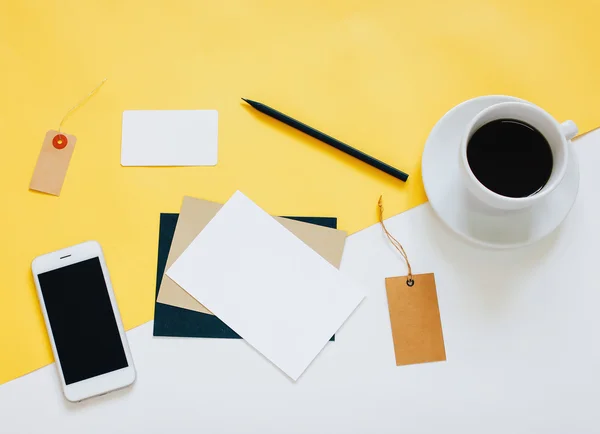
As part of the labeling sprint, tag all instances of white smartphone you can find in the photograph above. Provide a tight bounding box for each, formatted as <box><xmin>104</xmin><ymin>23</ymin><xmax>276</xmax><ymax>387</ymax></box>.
<box><xmin>31</xmin><ymin>241</ymin><xmax>136</xmax><ymax>402</ymax></box>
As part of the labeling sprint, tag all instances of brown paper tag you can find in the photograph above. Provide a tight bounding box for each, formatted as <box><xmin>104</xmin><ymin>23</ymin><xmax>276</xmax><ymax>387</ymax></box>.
<box><xmin>29</xmin><ymin>130</ymin><xmax>77</xmax><ymax>196</ymax></box>
<box><xmin>385</xmin><ymin>273</ymin><xmax>446</xmax><ymax>366</ymax></box>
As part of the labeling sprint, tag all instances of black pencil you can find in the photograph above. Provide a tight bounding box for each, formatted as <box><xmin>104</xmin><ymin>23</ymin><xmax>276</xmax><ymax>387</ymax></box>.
<box><xmin>242</xmin><ymin>98</ymin><xmax>408</xmax><ymax>182</ymax></box>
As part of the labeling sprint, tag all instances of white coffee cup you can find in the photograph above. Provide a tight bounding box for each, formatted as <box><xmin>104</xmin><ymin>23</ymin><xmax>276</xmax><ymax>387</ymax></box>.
<box><xmin>459</xmin><ymin>102</ymin><xmax>578</xmax><ymax>211</ymax></box>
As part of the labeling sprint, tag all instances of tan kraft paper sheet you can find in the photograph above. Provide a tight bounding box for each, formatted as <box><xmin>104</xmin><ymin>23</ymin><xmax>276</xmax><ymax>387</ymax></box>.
<box><xmin>156</xmin><ymin>196</ymin><xmax>348</xmax><ymax>315</ymax></box>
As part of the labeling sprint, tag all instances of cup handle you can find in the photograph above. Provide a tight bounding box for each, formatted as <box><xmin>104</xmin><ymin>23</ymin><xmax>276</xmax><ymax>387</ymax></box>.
<box><xmin>560</xmin><ymin>120</ymin><xmax>578</xmax><ymax>140</ymax></box>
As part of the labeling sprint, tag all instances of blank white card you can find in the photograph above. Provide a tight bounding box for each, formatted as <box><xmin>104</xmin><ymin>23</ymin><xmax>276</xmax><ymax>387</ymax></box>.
<box><xmin>166</xmin><ymin>191</ymin><xmax>365</xmax><ymax>381</ymax></box>
<box><xmin>121</xmin><ymin>110</ymin><xmax>218</xmax><ymax>166</ymax></box>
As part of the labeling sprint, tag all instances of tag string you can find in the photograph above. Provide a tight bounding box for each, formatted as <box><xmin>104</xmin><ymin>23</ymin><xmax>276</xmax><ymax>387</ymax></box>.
<box><xmin>378</xmin><ymin>196</ymin><xmax>414</xmax><ymax>286</ymax></box>
<box><xmin>58</xmin><ymin>78</ymin><xmax>107</xmax><ymax>133</ymax></box>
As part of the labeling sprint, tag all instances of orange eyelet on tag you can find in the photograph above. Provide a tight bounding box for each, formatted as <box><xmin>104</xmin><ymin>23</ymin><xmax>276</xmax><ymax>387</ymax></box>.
<box><xmin>52</xmin><ymin>134</ymin><xmax>68</xmax><ymax>150</ymax></box>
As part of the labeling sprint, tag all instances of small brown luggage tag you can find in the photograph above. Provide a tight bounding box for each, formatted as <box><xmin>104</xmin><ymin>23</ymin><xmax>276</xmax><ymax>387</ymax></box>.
<box><xmin>379</xmin><ymin>197</ymin><xmax>446</xmax><ymax>366</ymax></box>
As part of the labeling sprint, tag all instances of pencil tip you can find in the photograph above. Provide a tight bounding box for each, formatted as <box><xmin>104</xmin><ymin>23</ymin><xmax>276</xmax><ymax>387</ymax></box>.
<box><xmin>241</xmin><ymin>98</ymin><xmax>250</xmax><ymax>103</ymax></box>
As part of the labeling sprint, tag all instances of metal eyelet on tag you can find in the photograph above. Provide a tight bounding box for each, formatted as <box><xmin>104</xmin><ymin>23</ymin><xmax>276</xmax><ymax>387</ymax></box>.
<box><xmin>52</xmin><ymin>134</ymin><xmax>68</xmax><ymax>150</ymax></box>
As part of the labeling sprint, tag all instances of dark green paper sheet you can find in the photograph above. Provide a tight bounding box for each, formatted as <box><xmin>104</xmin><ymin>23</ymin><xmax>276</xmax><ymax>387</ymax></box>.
<box><xmin>153</xmin><ymin>213</ymin><xmax>338</xmax><ymax>339</ymax></box>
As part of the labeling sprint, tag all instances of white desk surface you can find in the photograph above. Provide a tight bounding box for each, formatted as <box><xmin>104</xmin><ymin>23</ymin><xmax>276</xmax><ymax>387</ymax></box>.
<box><xmin>1</xmin><ymin>130</ymin><xmax>599</xmax><ymax>434</ymax></box>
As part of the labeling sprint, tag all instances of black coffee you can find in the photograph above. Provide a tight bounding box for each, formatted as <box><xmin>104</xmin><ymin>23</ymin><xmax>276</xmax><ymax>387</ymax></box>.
<box><xmin>466</xmin><ymin>119</ymin><xmax>553</xmax><ymax>198</ymax></box>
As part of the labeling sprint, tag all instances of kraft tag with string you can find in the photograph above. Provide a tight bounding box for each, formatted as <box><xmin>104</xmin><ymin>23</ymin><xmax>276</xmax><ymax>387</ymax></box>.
<box><xmin>29</xmin><ymin>131</ymin><xmax>77</xmax><ymax>196</ymax></box>
<box><xmin>379</xmin><ymin>197</ymin><xmax>446</xmax><ymax>366</ymax></box>
<box><xmin>29</xmin><ymin>79</ymin><xmax>106</xmax><ymax>196</ymax></box>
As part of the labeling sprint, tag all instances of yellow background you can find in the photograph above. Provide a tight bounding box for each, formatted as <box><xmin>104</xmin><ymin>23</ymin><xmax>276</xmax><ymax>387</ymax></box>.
<box><xmin>0</xmin><ymin>0</ymin><xmax>598</xmax><ymax>385</ymax></box>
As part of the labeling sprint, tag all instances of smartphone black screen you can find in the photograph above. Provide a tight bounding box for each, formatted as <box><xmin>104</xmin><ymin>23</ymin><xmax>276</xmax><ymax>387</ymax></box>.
<box><xmin>38</xmin><ymin>257</ymin><xmax>128</xmax><ymax>385</ymax></box>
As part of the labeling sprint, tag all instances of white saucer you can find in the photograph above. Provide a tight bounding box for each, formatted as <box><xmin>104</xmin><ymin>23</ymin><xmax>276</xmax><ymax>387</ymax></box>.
<box><xmin>421</xmin><ymin>95</ymin><xmax>580</xmax><ymax>249</ymax></box>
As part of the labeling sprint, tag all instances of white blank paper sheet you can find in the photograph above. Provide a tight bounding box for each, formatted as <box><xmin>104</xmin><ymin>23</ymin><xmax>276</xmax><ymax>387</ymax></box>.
<box><xmin>121</xmin><ymin>110</ymin><xmax>218</xmax><ymax>166</ymax></box>
<box><xmin>166</xmin><ymin>191</ymin><xmax>365</xmax><ymax>380</ymax></box>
